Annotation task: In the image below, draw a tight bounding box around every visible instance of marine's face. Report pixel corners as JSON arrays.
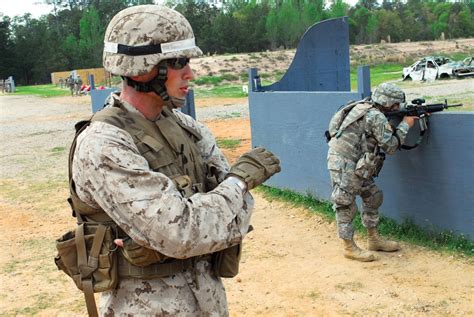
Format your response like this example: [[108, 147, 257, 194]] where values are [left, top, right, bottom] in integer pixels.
[[389, 102, 400, 111], [165, 58, 195, 99]]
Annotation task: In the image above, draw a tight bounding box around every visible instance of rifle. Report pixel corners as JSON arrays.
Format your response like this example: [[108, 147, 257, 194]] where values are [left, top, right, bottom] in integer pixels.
[[385, 98, 463, 149]]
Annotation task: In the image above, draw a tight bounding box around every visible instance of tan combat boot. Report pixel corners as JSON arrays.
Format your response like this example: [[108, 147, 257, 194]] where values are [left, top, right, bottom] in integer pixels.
[[367, 228, 400, 252], [342, 239, 376, 262]]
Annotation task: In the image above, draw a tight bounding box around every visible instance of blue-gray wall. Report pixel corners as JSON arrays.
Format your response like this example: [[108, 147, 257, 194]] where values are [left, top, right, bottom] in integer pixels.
[[248, 17, 473, 238], [257, 17, 351, 92]]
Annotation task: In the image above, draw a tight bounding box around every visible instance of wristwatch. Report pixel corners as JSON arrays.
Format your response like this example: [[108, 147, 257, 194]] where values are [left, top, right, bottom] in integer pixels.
[[226, 176, 248, 193]]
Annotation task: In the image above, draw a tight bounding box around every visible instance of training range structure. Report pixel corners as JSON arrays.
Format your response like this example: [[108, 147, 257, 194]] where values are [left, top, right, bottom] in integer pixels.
[[248, 17, 473, 239]]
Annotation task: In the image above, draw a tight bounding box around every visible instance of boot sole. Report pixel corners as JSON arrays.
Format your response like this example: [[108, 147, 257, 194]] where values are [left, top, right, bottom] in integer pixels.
[[368, 246, 400, 252], [344, 254, 376, 262]]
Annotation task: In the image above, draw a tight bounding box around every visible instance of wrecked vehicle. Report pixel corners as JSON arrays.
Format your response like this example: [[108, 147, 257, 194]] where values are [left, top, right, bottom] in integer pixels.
[[402, 56, 456, 81], [452, 57, 474, 78]]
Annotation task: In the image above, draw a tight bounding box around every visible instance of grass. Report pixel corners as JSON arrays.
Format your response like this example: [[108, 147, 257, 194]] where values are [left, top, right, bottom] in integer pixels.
[[12, 84, 70, 97], [194, 85, 247, 98], [216, 138, 241, 149], [256, 186, 473, 257], [50, 146, 66, 153], [14, 294, 53, 315], [193, 74, 240, 86], [350, 63, 404, 90]]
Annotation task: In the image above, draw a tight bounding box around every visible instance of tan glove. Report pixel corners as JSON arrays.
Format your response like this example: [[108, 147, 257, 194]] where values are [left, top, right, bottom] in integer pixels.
[[120, 238, 167, 267], [228, 147, 281, 190]]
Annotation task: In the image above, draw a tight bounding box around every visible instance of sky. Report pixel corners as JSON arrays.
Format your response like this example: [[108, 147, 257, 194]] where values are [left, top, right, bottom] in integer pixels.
[[0, 0, 361, 19], [0, 0, 54, 18]]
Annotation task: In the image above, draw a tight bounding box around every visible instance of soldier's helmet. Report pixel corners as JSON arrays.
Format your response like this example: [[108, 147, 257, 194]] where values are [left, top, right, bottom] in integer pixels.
[[103, 5, 202, 77], [372, 83, 406, 108]]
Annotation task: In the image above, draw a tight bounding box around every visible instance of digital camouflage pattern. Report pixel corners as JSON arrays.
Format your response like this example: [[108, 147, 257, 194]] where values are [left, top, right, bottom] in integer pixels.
[[72, 98, 254, 315], [371, 83, 406, 108], [103, 5, 203, 77], [327, 103, 409, 239]]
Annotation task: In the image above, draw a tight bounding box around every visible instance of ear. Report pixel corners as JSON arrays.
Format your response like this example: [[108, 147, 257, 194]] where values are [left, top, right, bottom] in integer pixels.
[[130, 66, 159, 82]]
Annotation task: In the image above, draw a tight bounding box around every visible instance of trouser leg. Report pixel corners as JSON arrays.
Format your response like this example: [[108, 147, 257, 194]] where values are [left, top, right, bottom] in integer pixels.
[[360, 182, 399, 252], [360, 181, 382, 229], [332, 187, 375, 262]]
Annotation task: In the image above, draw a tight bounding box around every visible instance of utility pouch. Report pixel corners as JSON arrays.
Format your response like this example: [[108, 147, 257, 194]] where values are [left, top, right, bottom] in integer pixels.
[[212, 243, 242, 278], [355, 152, 385, 179], [355, 153, 376, 179], [54, 223, 118, 317], [121, 238, 168, 267]]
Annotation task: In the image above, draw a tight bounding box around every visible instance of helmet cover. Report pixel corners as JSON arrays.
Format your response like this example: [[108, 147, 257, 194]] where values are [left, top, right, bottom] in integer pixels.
[[103, 5, 202, 77], [372, 83, 406, 108]]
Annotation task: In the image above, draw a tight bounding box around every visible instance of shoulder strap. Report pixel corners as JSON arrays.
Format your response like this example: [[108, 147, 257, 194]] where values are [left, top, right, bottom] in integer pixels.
[[339, 102, 373, 132], [68, 119, 106, 220], [162, 107, 202, 142]]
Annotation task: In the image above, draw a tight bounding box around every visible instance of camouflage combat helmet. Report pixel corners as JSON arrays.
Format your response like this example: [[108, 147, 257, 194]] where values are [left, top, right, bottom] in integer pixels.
[[103, 5, 202, 77], [371, 83, 406, 108]]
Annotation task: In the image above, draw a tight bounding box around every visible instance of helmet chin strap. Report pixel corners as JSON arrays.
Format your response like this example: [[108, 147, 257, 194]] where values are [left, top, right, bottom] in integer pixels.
[[124, 63, 185, 109]]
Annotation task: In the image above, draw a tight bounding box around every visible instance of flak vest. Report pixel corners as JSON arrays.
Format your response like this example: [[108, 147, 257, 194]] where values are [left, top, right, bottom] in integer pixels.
[[59, 102, 243, 315], [68, 102, 223, 271]]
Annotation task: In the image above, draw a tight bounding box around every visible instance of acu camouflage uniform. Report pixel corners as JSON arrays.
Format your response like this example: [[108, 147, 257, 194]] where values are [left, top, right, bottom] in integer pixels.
[[327, 100, 409, 240], [72, 94, 254, 316]]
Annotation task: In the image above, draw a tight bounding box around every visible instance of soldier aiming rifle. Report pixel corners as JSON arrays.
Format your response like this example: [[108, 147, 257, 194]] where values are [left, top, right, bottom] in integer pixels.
[[385, 98, 462, 149]]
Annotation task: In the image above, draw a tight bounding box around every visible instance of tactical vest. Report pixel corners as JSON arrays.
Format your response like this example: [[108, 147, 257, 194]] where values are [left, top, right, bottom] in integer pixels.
[[58, 102, 241, 317], [69, 103, 220, 272], [58, 103, 223, 316], [69, 101, 220, 251]]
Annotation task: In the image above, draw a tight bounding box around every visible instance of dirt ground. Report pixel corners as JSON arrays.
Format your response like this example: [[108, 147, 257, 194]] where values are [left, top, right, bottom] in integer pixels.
[[0, 93, 473, 316]]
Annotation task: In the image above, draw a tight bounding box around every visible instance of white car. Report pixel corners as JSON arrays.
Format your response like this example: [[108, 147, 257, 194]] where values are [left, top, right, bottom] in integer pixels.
[[402, 56, 455, 81], [452, 57, 474, 78]]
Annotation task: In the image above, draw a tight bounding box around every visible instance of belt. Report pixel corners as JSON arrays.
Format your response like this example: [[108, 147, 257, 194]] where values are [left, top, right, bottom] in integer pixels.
[[118, 253, 213, 279]]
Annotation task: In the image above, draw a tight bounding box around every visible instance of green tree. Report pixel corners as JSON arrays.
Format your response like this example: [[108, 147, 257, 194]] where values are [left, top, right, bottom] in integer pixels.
[[61, 34, 80, 69], [232, 1, 270, 52], [328, 0, 348, 18], [0, 16, 15, 79], [375, 9, 403, 43], [447, 2, 474, 39], [430, 2, 450, 39], [11, 14, 54, 84], [301, 0, 326, 32], [350, 6, 372, 44], [174, 0, 220, 53], [79, 8, 104, 68], [265, 6, 279, 49]]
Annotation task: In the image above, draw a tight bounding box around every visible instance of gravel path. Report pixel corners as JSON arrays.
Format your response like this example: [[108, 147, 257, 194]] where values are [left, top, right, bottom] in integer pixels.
[[196, 102, 249, 121]]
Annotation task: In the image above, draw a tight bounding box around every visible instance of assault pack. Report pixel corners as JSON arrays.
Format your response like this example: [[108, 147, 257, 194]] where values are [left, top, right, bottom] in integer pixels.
[[325, 97, 372, 143]]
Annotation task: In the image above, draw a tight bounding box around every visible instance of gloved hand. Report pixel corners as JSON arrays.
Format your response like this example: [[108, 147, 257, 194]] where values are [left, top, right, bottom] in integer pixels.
[[119, 238, 167, 267], [228, 147, 281, 190]]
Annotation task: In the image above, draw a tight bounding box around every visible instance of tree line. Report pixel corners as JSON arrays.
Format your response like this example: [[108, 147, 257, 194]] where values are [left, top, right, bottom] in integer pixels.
[[1, 0, 473, 85]]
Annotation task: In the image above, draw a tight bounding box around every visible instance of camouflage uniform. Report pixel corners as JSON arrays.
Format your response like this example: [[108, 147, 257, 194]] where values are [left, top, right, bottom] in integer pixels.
[[327, 101, 409, 240], [74, 76, 83, 96], [72, 96, 254, 315]]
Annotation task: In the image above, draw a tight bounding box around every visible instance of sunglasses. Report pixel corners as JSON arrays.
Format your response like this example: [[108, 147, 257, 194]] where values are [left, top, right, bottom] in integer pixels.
[[166, 57, 190, 70]]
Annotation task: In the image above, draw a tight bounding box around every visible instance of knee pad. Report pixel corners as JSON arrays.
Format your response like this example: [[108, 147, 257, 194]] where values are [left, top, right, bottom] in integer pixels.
[[331, 186, 355, 207], [364, 190, 383, 209]]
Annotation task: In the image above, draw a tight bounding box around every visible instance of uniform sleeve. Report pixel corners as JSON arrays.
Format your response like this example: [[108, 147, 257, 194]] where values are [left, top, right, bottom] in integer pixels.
[[173, 110, 230, 182], [366, 109, 410, 154], [72, 121, 254, 259]]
